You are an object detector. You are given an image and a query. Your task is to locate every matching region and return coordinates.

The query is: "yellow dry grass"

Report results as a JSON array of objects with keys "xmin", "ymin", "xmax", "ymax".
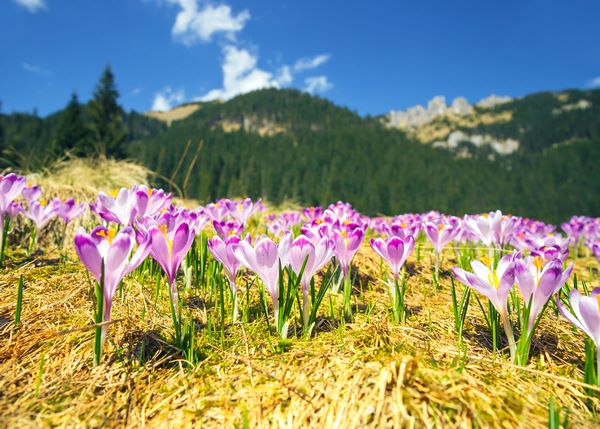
[
  {"xmin": 0, "ymin": 162, "xmax": 599, "ymax": 428},
  {"xmin": 145, "ymin": 104, "xmax": 201, "ymax": 126}
]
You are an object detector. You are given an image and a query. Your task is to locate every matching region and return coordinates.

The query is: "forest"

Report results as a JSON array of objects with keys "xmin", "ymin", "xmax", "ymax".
[{"xmin": 1, "ymin": 67, "xmax": 599, "ymax": 224}]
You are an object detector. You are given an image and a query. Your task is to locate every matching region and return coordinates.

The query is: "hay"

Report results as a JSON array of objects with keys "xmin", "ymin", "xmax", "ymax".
[{"xmin": 0, "ymin": 164, "xmax": 599, "ymax": 428}]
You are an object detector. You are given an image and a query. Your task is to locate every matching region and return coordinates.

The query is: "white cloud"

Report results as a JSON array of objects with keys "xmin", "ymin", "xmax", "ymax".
[
  {"xmin": 199, "ymin": 45, "xmax": 291, "ymax": 101},
  {"xmin": 588, "ymin": 76, "xmax": 600, "ymax": 88},
  {"xmin": 168, "ymin": 0, "xmax": 250, "ymax": 45},
  {"xmin": 151, "ymin": 87, "xmax": 186, "ymax": 111},
  {"xmin": 22, "ymin": 62, "xmax": 52, "ymax": 77},
  {"xmin": 12, "ymin": 0, "xmax": 46, "ymax": 13},
  {"xmin": 293, "ymin": 54, "xmax": 330, "ymax": 72},
  {"xmin": 304, "ymin": 76, "xmax": 332, "ymax": 94}
]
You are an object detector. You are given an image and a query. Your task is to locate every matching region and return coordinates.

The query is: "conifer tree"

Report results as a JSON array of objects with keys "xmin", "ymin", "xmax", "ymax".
[
  {"xmin": 54, "ymin": 92, "xmax": 89, "ymax": 156},
  {"xmin": 88, "ymin": 65, "xmax": 126, "ymax": 157}
]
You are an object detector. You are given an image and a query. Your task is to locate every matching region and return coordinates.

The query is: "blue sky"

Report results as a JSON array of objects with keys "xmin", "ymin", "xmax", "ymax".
[{"xmin": 1, "ymin": 0, "xmax": 600, "ymax": 116}]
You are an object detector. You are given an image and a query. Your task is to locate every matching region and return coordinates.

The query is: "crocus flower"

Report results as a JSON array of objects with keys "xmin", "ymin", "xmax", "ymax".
[
  {"xmin": 208, "ymin": 235, "xmax": 243, "ymax": 289},
  {"xmin": 464, "ymin": 211, "xmax": 517, "ymax": 248},
  {"xmin": 94, "ymin": 188, "xmax": 139, "ymax": 226},
  {"xmin": 592, "ymin": 241, "xmax": 600, "ymax": 262},
  {"xmin": 134, "ymin": 185, "xmax": 171, "ymax": 219},
  {"xmin": 0, "ymin": 173, "xmax": 26, "ymax": 213},
  {"xmin": 6, "ymin": 201, "xmax": 22, "ymax": 220},
  {"xmin": 213, "ymin": 220, "xmax": 244, "ymax": 239},
  {"xmin": 424, "ymin": 218, "xmax": 459, "ymax": 254},
  {"xmin": 58, "ymin": 198, "xmax": 86, "ymax": 224},
  {"xmin": 146, "ymin": 216, "xmax": 196, "ymax": 307},
  {"xmin": 74, "ymin": 226, "xmax": 151, "ymax": 346},
  {"xmin": 233, "ymin": 236, "xmax": 288, "ymax": 321},
  {"xmin": 332, "ymin": 224, "xmax": 365, "ymax": 279},
  {"xmin": 302, "ymin": 206, "xmax": 323, "ymax": 221},
  {"xmin": 557, "ymin": 287, "xmax": 600, "ymax": 347},
  {"xmin": 514, "ymin": 255, "xmax": 573, "ymax": 332},
  {"xmin": 22, "ymin": 185, "xmax": 41, "ymax": 202},
  {"xmin": 226, "ymin": 198, "xmax": 261, "ymax": 225},
  {"xmin": 0, "ymin": 176, "xmax": 25, "ymax": 264},
  {"xmin": 452, "ymin": 253, "xmax": 517, "ymax": 356},
  {"xmin": 556, "ymin": 287, "xmax": 600, "ymax": 384},
  {"xmin": 23, "ymin": 199, "xmax": 61, "ymax": 230},
  {"xmin": 283, "ymin": 234, "xmax": 333, "ymax": 324},
  {"xmin": 204, "ymin": 200, "xmax": 230, "ymax": 222},
  {"xmin": 370, "ymin": 235, "xmax": 415, "ymax": 282},
  {"xmin": 207, "ymin": 234, "xmax": 245, "ymax": 321}
]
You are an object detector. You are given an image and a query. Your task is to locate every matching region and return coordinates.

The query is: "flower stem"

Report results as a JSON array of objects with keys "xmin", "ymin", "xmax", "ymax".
[{"xmin": 501, "ymin": 310, "xmax": 516, "ymax": 360}]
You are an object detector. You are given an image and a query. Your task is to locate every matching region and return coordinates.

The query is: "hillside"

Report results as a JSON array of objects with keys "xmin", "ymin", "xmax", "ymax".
[
  {"xmin": 385, "ymin": 89, "xmax": 600, "ymax": 157},
  {"xmin": 128, "ymin": 88, "xmax": 600, "ymax": 224},
  {"xmin": 2, "ymin": 88, "xmax": 600, "ymax": 223}
]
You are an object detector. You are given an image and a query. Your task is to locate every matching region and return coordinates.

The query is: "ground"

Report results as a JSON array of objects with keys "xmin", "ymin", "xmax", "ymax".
[{"xmin": 0, "ymin": 159, "xmax": 599, "ymax": 428}]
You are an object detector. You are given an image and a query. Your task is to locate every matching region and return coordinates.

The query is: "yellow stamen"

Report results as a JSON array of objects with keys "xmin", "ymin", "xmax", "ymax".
[
  {"xmin": 227, "ymin": 230, "xmax": 236, "ymax": 236},
  {"xmin": 97, "ymin": 229, "xmax": 116, "ymax": 244},
  {"xmin": 533, "ymin": 256, "xmax": 544, "ymax": 271},
  {"xmin": 482, "ymin": 213, "xmax": 489, "ymax": 218},
  {"xmin": 148, "ymin": 189, "xmax": 154, "ymax": 197},
  {"xmin": 596, "ymin": 295, "xmax": 600, "ymax": 314},
  {"xmin": 39, "ymin": 199, "xmax": 47, "ymax": 207},
  {"xmin": 159, "ymin": 224, "xmax": 168, "ymax": 236},
  {"xmin": 111, "ymin": 189, "xmax": 119, "ymax": 197},
  {"xmin": 315, "ymin": 219, "xmax": 323, "ymax": 225},
  {"xmin": 438, "ymin": 224, "xmax": 445, "ymax": 231}
]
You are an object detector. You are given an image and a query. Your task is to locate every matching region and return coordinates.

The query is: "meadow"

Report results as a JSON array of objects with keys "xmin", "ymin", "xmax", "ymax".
[{"xmin": 0, "ymin": 158, "xmax": 599, "ymax": 428}]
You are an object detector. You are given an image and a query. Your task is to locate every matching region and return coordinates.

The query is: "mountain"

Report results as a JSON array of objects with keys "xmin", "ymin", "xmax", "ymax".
[
  {"xmin": 1, "ymin": 87, "xmax": 599, "ymax": 223},
  {"xmin": 384, "ymin": 89, "xmax": 600, "ymax": 158}
]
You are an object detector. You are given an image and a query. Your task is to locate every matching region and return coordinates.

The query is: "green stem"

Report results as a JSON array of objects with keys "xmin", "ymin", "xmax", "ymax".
[{"xmin": 597, "ymin": 345, "xmax": 600, "ymax": 387}]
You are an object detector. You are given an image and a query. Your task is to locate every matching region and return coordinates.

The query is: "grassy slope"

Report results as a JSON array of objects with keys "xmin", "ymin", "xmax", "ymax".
[{"xmin": 0, "ymin": 161, "xmax": 599, "ymax": 428}]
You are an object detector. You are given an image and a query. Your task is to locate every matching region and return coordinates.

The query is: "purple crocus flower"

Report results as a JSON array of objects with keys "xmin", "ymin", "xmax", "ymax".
[
  {"xmin": 204, "ymin": 200, "xmax": 230, "ymax": 222},
  {"xmin": 134, "ymin": 185, "xmax": 171, "ymax": 219},
  {"xmin": 302, "ymin": 206, "xmax": 323, "ymax": 222},
  {"xmin": 283, "ymin": 234, "xmax": 333, "ymax": 324},
  {"xmin": 370, "ymin": 235, "xmax": 415, "ymax": 282},
  {"xmin": 556, "ymin": 287, "xmax": 600, "ymax": 383},
  {"xmin": 233, "ymin": 236, "xmax": 288, "ymax": 321},
  {"xmin": 6, "ymin": 201, "xmax": 22, "ymax": 220},
  {"xmin": 452, "ymin": 253, "xmax": 517, "ymax": 356},
  {"xmin": 74, "ymin": 226, "xmax": 151, "ymax": 345},
  {"xmin": 94, "ymin": 188, "xmax": 139, "ymax": 226},
  {"xmin": 464, "ymin": 211, "xmax": 517, "ymax": 248},
  {"xmin": 213, "ymin": 220, "xmax": 244, "ymax": 239},
  {"xmin": 208, "ymin": 234, "xmax": 245, "ymax": 321},
  {"xmin": 226, "ymin": 198, "xmax": 261, "ymax": 225},
  {"xmin": 23, "ymin": 199, "xmax": 61, "ymax": 230},
  {"xmin": 147, "ymin": 217, "xmax": 196, "ymax": 307},
  {"xmin": 424, "ymin": 218, "xmax": 459, "ymax": 254},
  {"xmin": 58, "ymin": 198, "xmax": 86, "ymax": 224},
  {"xmin": 514, "ymin": 255, "xmax": 573, "ymax": 333},
  {"xmin": 208, "ymin": 234, "xmax": 243, "ymax": 289},
  {"xmin": 22, "ymin": 185, "xmax": 41, "ymax": 202},
  {"xmin": 592, "ymin": 241, "xmax": 600, "ymax": 262},
  {"xmin": 0, "ymin": 173, "xmax": 26, "ymax": 213},
  {"xmin": 332, "ymin": 224, "xmax": 365, "ymax": 279}
]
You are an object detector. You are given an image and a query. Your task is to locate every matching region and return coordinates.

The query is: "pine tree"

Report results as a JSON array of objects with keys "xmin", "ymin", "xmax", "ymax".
[
  {"xmin": 88, "ymin": 65, "xmax": 126, "ymax": 157},
  {"xmin": 54, "ymin": 92, "xmax": 89, "ymax": 156}
]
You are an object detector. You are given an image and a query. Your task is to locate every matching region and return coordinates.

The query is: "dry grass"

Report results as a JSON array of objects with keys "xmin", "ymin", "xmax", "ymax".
[
  {"xmin": 1, "ymin": 162, "xmax": 599, "ymax": 428},
  {"xmin": 1, "ymin": 240, "xmax": 599, "ymax": 428}
]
